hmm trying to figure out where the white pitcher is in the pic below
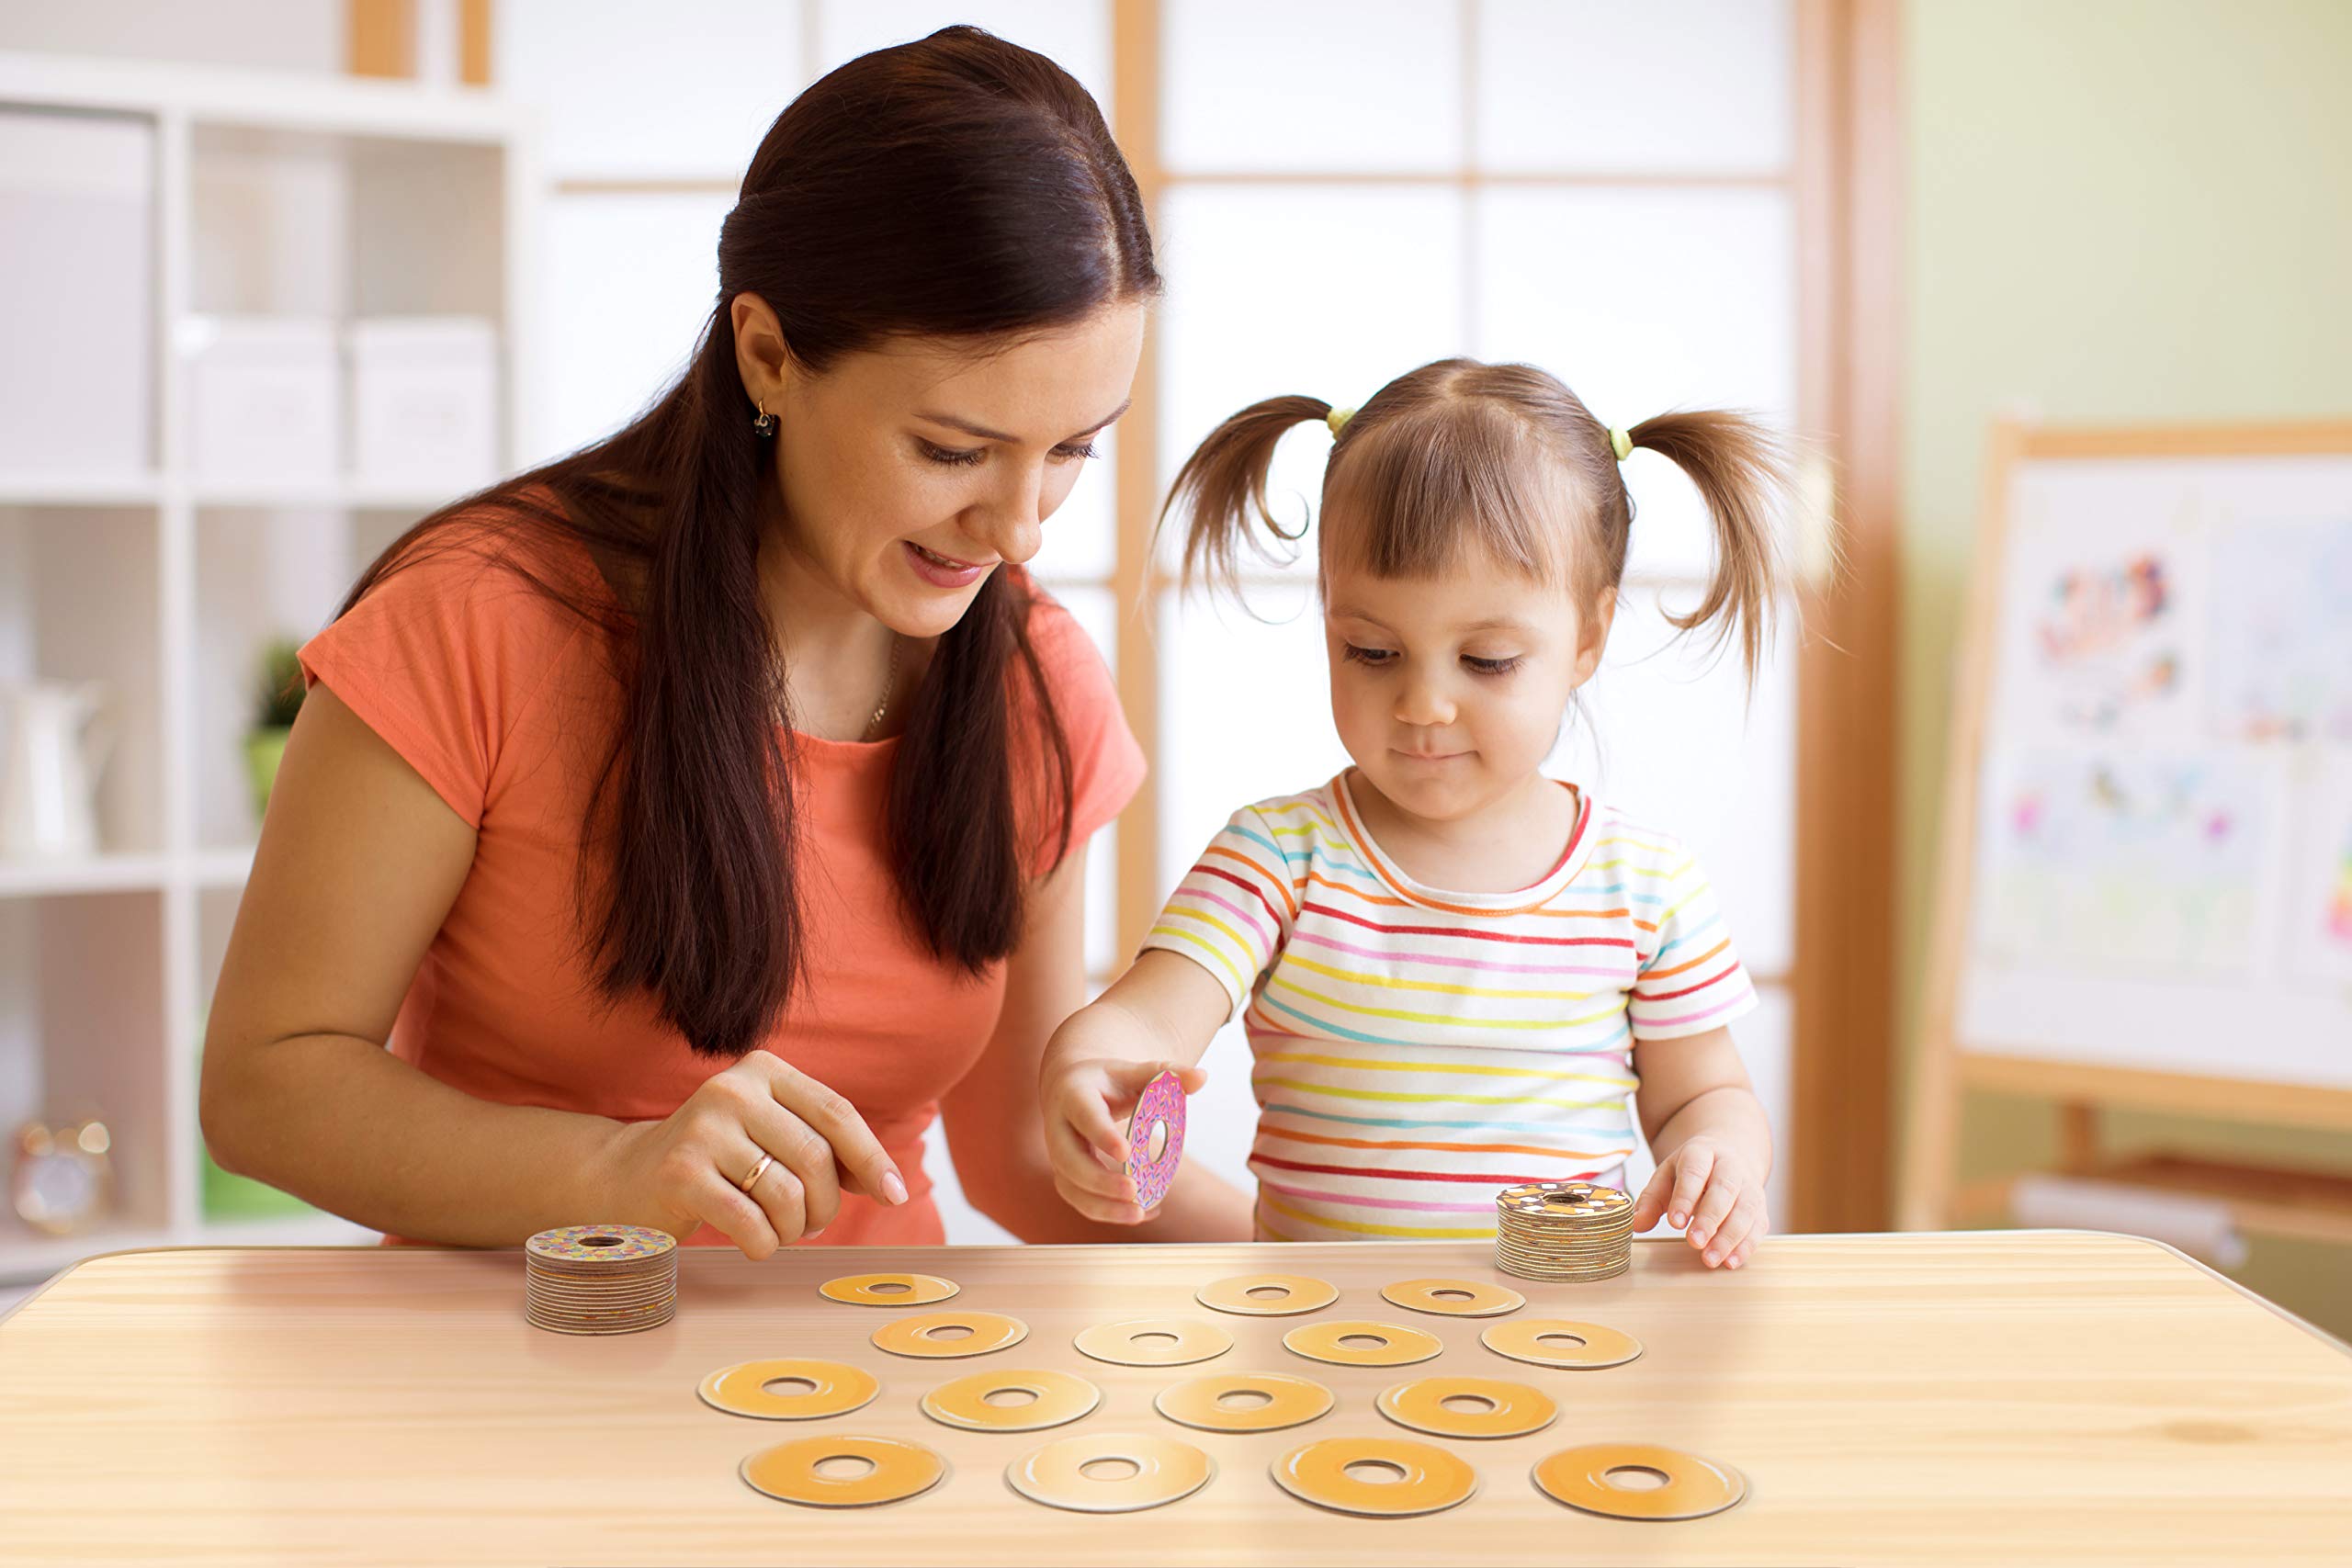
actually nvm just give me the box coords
[0,682,112,861]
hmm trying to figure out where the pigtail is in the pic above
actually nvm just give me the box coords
[1158,395,1333,598]
[1623,410,1792,685]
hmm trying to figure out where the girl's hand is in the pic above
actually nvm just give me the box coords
[1628,1134,1768,1269]
[1039,1038,1206,1225]
[594,1050,907,1258]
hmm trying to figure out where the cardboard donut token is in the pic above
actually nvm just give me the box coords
[526,1313,674,1333]
[526,1224,676,1264]
[921,1368,1101,1433]
[1194,1274,1340,1316]
[1493,1180,1635,1283]
[1073,1316,1233,1368]
[1375,1376,1556,1439]
[740,1435,946,1508]
[1532,1442,1747,1520]
[1125,1070,1188,1210]
[819,1272,959,1307]
[698,1359,879,1421]
[1380,1278,1526,1317]
[872,1311,1028,1359]
[1281,1319,1442,1368]
[1480,1318,1644,1371]
[1007,1432,1214,1514]
[1154,1371,1334,1433]
[524,1224,678,1335]
[1271,1437,1476,1517]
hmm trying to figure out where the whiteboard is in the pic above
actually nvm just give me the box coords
[1954,447,2352,1089]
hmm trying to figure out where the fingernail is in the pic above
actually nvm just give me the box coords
[1691,1228,1709,1247]
[804,1226,825,1241]
[883,1171,908,1205]
[1671,1212,1687,1225]
[1728,1256,1743,1269]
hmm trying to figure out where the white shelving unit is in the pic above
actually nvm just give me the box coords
[0,53,537,1280]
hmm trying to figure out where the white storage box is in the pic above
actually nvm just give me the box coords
[348,316,499,487]
[181,316,341,484]
[0,109,153,478]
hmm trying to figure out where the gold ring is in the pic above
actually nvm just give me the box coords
[739,1151,775,1191]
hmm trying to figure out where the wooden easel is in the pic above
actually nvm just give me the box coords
[1899,419,2352,1247]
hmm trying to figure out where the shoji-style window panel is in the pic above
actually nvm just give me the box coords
[809,2,1113,111]
[1153,578,1347,890]
[1154,184,1465,578]
[1548,585,1799,980]
[536,193,730,463]
[1474,187,1798,577]
[1476,0,1794,174]
[497,0,805,181]
[1162,0,1463,174]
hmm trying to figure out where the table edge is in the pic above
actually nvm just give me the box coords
[7,1226,2347,1359]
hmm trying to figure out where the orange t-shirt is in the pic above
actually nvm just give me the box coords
[298,521,1143,1247]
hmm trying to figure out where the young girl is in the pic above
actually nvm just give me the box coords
[1039,357,1785,1269]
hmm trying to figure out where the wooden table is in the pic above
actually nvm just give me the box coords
[2,1231,2347,1565]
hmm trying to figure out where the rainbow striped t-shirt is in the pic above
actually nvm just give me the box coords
[1141,773,1757,1242]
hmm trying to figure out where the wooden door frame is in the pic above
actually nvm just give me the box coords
[1792,0,1904,1233]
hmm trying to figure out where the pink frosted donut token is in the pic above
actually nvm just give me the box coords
[1125,1070,1187,1211]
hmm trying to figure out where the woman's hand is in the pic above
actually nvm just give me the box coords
[594,1050,907,1258]
[1627,1133,1768,1269]
[1038,1003,1206,1224]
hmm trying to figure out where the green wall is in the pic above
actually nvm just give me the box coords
[1901,0,2352,1337]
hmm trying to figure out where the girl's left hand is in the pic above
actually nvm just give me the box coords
[1627,1134,1768,1269]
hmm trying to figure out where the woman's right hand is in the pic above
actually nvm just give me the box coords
[594,1050,907,1258]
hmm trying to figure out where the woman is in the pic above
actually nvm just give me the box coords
[199,28,1251,1255]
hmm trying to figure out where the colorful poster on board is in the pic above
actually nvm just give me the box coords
[1973,746,2274,979]
[2206,517,2352,744]
[2288,750,2352,988]
[1990,502,2209,746]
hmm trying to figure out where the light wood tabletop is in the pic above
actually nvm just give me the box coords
[1,1230,2347,1566]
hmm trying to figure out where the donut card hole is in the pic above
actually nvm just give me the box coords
[1338,1334,1390,1351]
[763,1377,820,1398]
[1246,1286,1290,1302]
[922,1324,975,1342]
[1080,1457,1142,1483]
[814,1454,877,1482]
[1345,1460,1410,1486]
[983,1386,1042,1408]
[1441,1394,1498,1416]
[1132,1332,1180,1348]
[868,1281,910,1296]
[1145,1120,1169,1161]
[1537,1332,1589,1349]
[1216,1389,1274,1411]
[1430,1289,1475,1303]
[579,1235,624,1248]
[1604,1465,1672,1492]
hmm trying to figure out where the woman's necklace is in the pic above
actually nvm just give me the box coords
[860,633,902,741]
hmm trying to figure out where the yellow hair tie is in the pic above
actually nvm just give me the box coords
[1608,426,1634,462]
[1327,405,1356,437]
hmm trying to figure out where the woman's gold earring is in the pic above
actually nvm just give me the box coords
[752,401,777,438]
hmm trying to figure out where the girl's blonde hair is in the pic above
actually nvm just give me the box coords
[1160,357,1791,680]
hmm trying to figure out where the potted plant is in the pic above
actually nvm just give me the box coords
[244,636,305,824]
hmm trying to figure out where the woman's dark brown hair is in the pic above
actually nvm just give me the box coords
[336,27,1157,1055]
